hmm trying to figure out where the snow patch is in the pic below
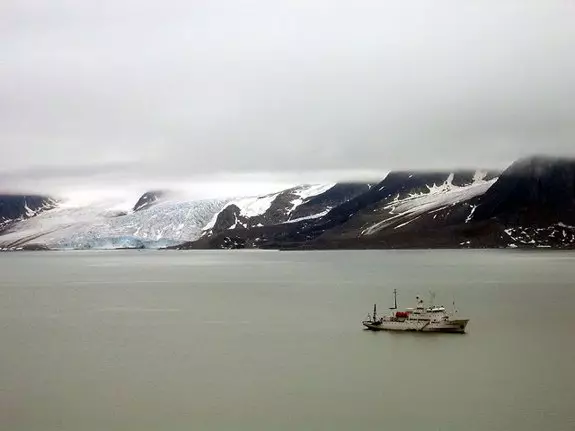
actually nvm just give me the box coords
[465,205,478,223]
[288,183,335,214]
[233,192,280,218]
[473,170,488,183]
[394,216,421,230]
[284,209,331,224]
[23,201,35,217]
[294,183,335,201]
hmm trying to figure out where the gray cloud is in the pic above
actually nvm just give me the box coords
[1,0,575,196]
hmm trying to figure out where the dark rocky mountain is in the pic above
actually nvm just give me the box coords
[461,156,575,248]
[133,190,167,212]
[470,156,575,226]
[313,157,575,249]
[0,194,55,232]
[176,157,575,250]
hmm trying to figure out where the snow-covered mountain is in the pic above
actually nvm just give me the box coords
[222,156,575,250]
[0,193,226,250]
[359,172,496,235]
[4,156,575,251]
[202,183,371,236]
[176,170,503,250]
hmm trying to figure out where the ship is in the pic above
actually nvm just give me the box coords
[362,289,469,333]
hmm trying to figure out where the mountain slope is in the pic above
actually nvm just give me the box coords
[466,156,575,248]
[0,195,56,232]
[471,156,575,225]
[315,170,497,241]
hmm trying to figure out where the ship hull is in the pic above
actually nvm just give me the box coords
[363,319,469,333]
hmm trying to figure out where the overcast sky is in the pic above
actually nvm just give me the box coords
[2,1,575,198]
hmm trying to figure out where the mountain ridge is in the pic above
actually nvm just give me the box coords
[2,156,575,250]
[174,157,575,250]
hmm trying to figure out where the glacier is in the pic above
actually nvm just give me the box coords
[0,196,227,250]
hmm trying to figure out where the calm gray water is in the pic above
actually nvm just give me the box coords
[1,250,574,431]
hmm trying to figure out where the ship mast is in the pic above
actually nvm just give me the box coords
[390,289,397,310]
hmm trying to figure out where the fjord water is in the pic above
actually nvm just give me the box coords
[1,250,574,431]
